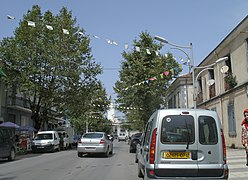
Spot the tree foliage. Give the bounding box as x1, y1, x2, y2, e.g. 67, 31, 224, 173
0, 5, 109, 131
114, 32, 182, 129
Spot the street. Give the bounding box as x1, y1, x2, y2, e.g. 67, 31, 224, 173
0, 141, 247, 180
0, 141, 139, 180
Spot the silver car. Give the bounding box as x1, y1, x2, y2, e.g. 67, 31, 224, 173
77, 132, 113, 157
137, 109, 228, 179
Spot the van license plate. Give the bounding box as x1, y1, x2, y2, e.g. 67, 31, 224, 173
163, 151, 190, 159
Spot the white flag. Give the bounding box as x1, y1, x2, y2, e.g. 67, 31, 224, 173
63, 28, 69, 35
7, 15, 15, 20
27, 21, 35, 27
112, 41, 118, 46
146, 49, 151, 55
46, 25, 53, 30
125, 44, 129, 50
78, 31, 85, 36
135, 46, 140, 52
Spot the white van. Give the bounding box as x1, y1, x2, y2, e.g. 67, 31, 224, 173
137, 109, 229, 179
31, 131, 60, 152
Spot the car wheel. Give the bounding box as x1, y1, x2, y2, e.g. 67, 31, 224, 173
138, 162, 144, 178
8, 148, 16, 161
104, 148, 110, 157
110, 147, 113, 155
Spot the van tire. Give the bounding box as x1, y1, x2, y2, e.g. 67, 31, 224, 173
8, 148, 16, 161
137, 162, 144, 178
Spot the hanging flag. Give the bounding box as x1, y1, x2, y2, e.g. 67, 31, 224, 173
135, 46, 140, 52
106, 39, 113, 44
7, 15, 15, 20
78, 31, 85, 36
46, 25, 53, 30
93, 35, 100, 39
125, 44, 129, 50
63, 28, 69, 34
146, 49, 151, 55
160, 73, 164, 79
112, 41, 118, 46
27, 21, 35, 27
163, 71, 169, 76
149, 77, 156, 81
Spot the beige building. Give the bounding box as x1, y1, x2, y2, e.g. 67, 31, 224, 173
165, 15, 248, 148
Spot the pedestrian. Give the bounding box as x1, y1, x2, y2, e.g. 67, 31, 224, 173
241, 108, 248, 166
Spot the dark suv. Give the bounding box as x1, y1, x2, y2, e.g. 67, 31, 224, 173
0, 126, 17, 161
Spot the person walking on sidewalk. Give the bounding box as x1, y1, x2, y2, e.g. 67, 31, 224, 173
241, 108, 248, 166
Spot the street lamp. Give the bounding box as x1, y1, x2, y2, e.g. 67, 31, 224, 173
193, 56, 228, 108
154, 35, 194, 108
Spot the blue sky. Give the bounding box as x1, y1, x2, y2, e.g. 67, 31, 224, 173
1, 0, 248, 98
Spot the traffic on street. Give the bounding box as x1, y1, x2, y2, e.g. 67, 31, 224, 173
0, 140, 247, 180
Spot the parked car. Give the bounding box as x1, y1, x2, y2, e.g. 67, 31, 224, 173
129, 132, 142, 153
31, 131, 60, 153
118, 132, 127, 142
72, 134, 80, 147
0, 126, 16, 161
77, 132, 113, 157
137, 109, 228, 179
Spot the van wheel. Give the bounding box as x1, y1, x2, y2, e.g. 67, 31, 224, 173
138, 162, 144, 178
8, 148, 16, 161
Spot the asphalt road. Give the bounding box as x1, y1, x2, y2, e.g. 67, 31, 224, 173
0, 142, 247, 180
0, 141, 139, 180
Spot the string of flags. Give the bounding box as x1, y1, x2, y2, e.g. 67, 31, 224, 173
115, 68, 181, 92
92, 103, 142, 111
6, 14, 189, 69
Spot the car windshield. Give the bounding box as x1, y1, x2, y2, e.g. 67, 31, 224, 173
161, 115, 194, 144
83, 133, 103, 139
35, 133, 53, 140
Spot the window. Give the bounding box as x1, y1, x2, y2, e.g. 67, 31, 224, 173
161, 115, 194, 144
227, 102, 237, 137
199, 116, 218, 145
143, 120, 153, 146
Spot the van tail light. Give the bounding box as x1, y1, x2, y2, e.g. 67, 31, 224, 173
100, 139, 105, 144
149, 128, 157, 164
221, 129, 227, 164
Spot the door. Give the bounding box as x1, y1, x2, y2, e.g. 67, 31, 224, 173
154, 113, 198, 177
198, 115, 224, 177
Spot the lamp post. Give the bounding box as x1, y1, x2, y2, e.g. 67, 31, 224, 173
193, 56, 228, 108
154, 35, 194, 108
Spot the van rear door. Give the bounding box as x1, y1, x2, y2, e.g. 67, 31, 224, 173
154, 111, 198, 178
197, 114, 225, 178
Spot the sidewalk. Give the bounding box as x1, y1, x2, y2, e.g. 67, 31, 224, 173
227, 147, 248, 179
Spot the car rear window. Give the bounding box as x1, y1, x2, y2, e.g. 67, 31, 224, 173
83, 133, 103, 139
161, 115, 194, 144
199, 116, 218, 145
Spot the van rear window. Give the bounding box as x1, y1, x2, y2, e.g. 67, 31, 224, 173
199, 116, 218, 145
161, 115, 194, 144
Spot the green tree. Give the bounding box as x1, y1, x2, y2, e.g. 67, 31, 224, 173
114, 32, 181, 129
0, 5, 104, 131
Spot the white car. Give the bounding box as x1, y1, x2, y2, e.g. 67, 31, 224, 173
118, 133, 127, 142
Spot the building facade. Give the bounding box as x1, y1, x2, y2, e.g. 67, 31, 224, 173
165, 15, 248, 148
